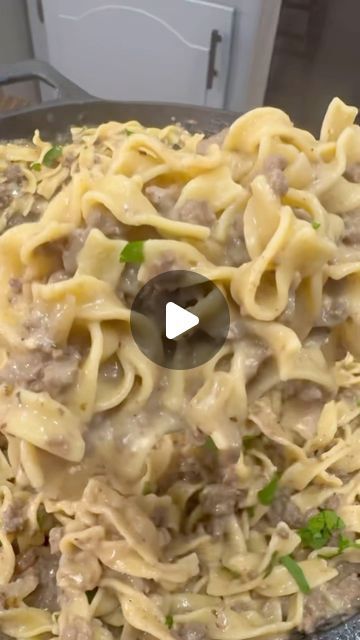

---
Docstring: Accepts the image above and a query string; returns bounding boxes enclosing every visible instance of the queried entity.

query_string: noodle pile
[0,98,359,639]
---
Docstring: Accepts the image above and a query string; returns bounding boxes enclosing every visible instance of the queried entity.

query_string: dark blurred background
[266,0,360,132]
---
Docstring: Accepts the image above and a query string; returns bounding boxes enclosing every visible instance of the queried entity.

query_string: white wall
[0,0,37,102]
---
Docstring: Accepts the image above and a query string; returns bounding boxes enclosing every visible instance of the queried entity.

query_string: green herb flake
[125,129,134,136]
[119,240,145,263]
[165,615,173,629]
[258,473,279,506]
[312,221,321,230]
[247,506,255,518]
[299,510,345,550]
[31,162,42,171]
[86,588,97,604]
[243,435,259,450]
[37,505,47,530]
[280,555,311,594]
[143,481,154,495]
[264,552,278,578]
[42,144,63,167]
[338,535,360,553]
[204,435,218,452]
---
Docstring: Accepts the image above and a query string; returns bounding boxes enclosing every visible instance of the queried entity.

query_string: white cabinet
[31,0,234,108]
[27,0,281,112]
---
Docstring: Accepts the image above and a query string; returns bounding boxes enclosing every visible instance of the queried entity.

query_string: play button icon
[165,302,199,340]
[130,270,230,369]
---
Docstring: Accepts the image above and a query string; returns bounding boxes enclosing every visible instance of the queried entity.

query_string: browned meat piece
[62,153,75,169]
[0,165,25,212]
[42,349,81,396]
[117,264,142,306]
[345,163,360,183]
[263,155,287,173]
[178,622,208,640]
[0,351,45,393]
[178,457,206,483]
[86,209,124,238]
[317,293,348,327]
[31,195,47,217]
[263,155,288,197]
[2,502,25,533]
[62,228,89,275]
[4,210,40,231]
[302,563,360,634]
[57,550,101,592]
[205,516,228,538]
[281,380,329,403]
[197,128,229,154]
[8,278,22,295]
[144,252,181,281]
[146,185,215,226]
[224,213,249,267]
[145,184,181,216]
[323,495,341,511]
[16,548,37,573]
[293,207,312,222]
[49,527,64,553]
[200,484,245,516]
[5,165,23,183]
[242,338,269,382]
[0,347,80,398]
[342,209,360,245]
[26,547,59,612]
[175,200,216,227]
[265,488,316,528]
[0,188,12,210]
[60,617,93,640]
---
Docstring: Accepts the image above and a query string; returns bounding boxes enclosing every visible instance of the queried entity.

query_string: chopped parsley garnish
[119,241,144,263]
[320,535,360,559]
[258,473,279,506]
[243,435,259,450]
[42,144,63,167]
[143,481,154,495]
[312,221,321,230]
[264,552,278,578]
[125,129,134,136]
[165,615,173,629]
[299,510,345,550]
[31,162,41,171]
[280,555,311,594]
[37,505,47,530]
[204,435,218,452]
[86,588,97,603]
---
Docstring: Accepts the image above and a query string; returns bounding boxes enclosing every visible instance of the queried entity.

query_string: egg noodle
[0,98,360,640]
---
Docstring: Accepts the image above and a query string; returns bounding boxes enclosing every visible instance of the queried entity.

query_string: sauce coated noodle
[0,98,359,639]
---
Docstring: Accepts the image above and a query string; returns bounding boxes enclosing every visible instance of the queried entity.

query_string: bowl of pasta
[0,59,359,640]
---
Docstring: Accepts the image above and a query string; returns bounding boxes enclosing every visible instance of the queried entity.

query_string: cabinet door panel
[42,0,234,107]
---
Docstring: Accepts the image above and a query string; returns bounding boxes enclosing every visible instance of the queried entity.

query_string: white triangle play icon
[165,302,199,340]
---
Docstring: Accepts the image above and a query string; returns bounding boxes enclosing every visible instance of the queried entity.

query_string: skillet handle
[0,58,91,101]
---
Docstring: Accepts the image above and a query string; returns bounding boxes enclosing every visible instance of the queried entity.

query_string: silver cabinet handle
[206,29,222,90]
[36,0,44,23]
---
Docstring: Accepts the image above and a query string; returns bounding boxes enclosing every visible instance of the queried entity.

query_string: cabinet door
[41,0,234,107]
